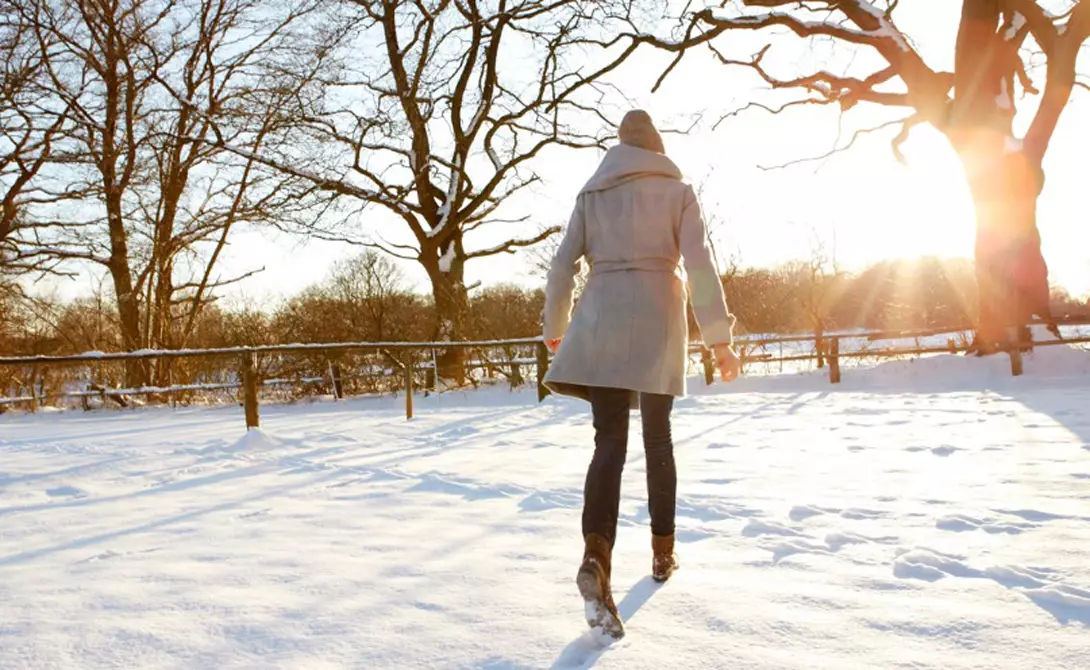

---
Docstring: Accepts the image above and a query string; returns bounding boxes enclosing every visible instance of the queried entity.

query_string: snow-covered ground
[2,347,1089,669]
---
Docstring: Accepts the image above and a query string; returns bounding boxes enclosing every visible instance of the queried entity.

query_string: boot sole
[577,567,624,639]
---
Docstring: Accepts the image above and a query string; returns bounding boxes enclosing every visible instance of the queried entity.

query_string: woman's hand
[545,338,562,353]
[713,343,741,382]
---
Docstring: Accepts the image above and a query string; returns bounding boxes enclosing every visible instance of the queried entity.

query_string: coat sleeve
[678,185,735,347]
[542,195,586,341]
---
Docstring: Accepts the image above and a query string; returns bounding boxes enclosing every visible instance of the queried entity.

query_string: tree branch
[465,226,561,259]
[758,115,916,171]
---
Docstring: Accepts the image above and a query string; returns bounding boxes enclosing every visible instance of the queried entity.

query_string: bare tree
[11,0,325,384]
[0,0,81,276]
[326,251,410,342]
[209,0,649,381]
[626,0,1089,353]
[782,228,842,366]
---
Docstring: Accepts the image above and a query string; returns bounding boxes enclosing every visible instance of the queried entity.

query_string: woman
[542,110,741,639]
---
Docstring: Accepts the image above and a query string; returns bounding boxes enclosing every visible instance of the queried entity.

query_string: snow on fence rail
[2,321,1089,429]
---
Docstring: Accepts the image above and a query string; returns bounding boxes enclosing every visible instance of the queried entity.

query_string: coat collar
[580,144,683,194]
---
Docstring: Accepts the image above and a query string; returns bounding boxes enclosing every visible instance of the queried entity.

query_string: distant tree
[784,230,845,365]
[837,257,978,331]
[325,252,413,342]
[275,251,428,344]
[1049,286,1090,319]
[469,284,546,341]
[722,267,794,335]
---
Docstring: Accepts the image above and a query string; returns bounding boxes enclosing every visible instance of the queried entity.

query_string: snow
[438,243,456,272]
[486,143,502,171]
[429,155,463,239]
[2,346,1090,668]
[853,0,912,52]
[1005,12,1028,40]
[467,105,486,134]
[996,78,1014,111]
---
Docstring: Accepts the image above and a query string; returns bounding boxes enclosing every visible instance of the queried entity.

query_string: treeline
[0,252,545,358]
[4,253,1087,362]
[727,256,1087,336]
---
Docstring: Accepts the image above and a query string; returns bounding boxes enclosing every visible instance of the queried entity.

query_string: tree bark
[424,245,470,385]
[946,2,1051,353]
[958,147,1049,352]
[105,194,145,387]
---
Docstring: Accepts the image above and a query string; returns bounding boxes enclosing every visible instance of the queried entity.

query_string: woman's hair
[618,110,665,154]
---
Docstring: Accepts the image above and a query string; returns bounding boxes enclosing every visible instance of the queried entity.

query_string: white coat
[542,144,735,402]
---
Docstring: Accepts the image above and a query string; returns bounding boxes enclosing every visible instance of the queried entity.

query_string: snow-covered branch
[464,226,561,260]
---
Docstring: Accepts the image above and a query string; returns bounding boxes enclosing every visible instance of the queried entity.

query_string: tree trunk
[959,148,1050,353]
[948,1,1053,355]
[150,256,174,390]
[424,248,470,384]
[105,197,145,387]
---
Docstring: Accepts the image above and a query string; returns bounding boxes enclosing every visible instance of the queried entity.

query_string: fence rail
[2,319,1088,429]
[0,337,544,367]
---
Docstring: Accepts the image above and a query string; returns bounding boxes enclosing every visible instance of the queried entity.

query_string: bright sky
[38,1,1090,305]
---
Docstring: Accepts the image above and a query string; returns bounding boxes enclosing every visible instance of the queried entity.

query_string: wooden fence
[1,321,1088,429]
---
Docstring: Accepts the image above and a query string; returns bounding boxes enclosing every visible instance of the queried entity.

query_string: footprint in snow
[743,519,806,538]
[46,485,85,498]
[825,531,898,550]
[519,490,581,513]
[936,513,1036,535]
[840,508,888,521]
[933,446,961,456]
[992,508,1075,523]
[789,505,840,522]
[758,530,897,564]
[761,538,832,563]
[891,548,1090,624]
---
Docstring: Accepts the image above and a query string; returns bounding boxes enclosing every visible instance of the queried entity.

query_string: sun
[847,126,978,265]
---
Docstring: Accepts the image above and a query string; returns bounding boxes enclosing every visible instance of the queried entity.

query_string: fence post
[536,341,551,402]
[29,368,40,413]
[829,337,841,384]
[1007,326,1024,377]
[405,360,414,420]
[328,361,344,399]
[702,347,714,385]
[169,366,176,409]
[242,351,260,430]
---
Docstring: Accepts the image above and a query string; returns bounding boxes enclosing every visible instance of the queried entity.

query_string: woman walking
[542,110,741,639]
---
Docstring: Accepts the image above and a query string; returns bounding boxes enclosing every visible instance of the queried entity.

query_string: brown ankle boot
[652,533,679,583]
[576,533,624,638]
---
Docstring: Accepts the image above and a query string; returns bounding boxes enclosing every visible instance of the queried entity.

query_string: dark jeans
[583,387,676,547]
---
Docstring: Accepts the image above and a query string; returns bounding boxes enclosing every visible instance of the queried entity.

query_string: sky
[32,0,1090,306]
